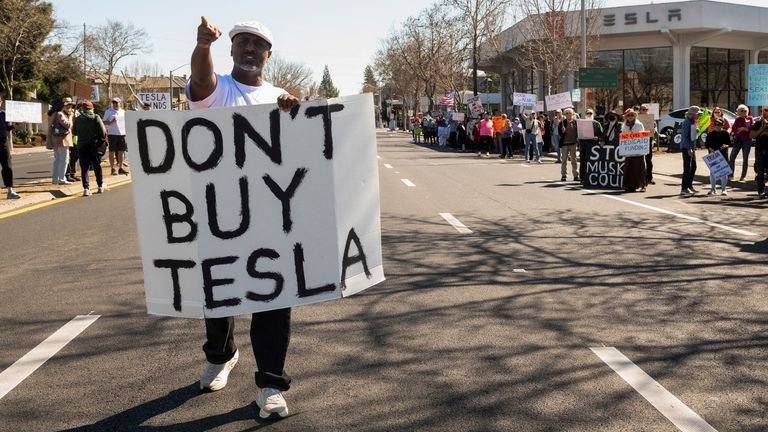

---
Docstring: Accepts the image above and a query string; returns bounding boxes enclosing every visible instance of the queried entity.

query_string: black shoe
[648,180,656,185]
[66,176,77,183]
[561,176,567,181]
[574,177,581,182]
[118,168,129,175]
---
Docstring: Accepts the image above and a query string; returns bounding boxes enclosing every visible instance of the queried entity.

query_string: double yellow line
[0,179,132,220]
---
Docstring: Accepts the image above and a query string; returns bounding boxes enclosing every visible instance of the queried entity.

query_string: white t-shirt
[103,108,126,135]
[186,74,287,109]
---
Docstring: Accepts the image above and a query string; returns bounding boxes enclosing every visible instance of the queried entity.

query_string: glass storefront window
[690,47,748,112]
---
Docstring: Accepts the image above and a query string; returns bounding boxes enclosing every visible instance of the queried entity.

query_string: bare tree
[448,0,513,96]
[89,20,151,100]
[512,0,603,96]
[124,59,162,79]
[264,54,315,98]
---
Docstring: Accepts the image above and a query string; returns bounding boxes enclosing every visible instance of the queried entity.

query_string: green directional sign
[579,67,619,88]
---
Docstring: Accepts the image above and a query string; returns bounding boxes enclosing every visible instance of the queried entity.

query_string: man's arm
[189,16,221,102]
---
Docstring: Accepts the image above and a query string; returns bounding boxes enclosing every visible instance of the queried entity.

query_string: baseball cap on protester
[112,97,121,103]
[82,100,94,109]
[229,21,273,46]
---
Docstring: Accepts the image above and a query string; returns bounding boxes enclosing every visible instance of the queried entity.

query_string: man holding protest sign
[187,16,300,419]
[0,94,20,199]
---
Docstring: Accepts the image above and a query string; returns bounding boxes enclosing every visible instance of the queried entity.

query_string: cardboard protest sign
[545,92,572,111]
[469,96,484,114]
[637,114,655,133]
[576,120,594,140]
[127,94,384,318]
[619,131,651,157]
[647,103,660,120]
[513,92,536,106]
[5,101,42,123]
[584,142,624,189]
[535,101,544,112]
[702,151,733,179]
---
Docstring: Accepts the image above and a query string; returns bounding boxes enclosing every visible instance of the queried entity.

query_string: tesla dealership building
[484,0,768,114]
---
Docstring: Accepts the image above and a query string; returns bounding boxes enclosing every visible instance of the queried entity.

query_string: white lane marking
[384,164,393,169]
[439,213,472,234]
[512,269,527,273]
[591,347,718,432]
[520,164,531,168]
[578,188,757,237]
[401,179,416,187]
[0,315,100,400]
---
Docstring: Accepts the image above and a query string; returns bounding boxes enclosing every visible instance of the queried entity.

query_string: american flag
[438,91,455,106]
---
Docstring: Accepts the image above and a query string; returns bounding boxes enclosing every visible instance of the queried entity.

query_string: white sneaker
[97,186,106,194]
[721,190,728,196]
[256,387,289,419]
[199,350,239,392]
[707,189,716,196]
[83,189,92,197]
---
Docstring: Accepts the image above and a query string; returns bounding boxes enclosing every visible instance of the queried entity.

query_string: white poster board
[513,92,537,107]
[4,101,42,123]
[545,92,573,111]
[618,131,651,156]
[138,92,171,110]
[127,94,385,318]
[535,101,544,112]
[576,119,594,140]
[469,96,484,114]
[647,103,660,120]
[451,112,465,122]
[702,150,733,179]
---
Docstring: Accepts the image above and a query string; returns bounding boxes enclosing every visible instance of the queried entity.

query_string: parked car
[658,107,736,150]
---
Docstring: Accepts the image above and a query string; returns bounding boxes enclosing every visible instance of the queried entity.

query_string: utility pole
[580,0,587,113]
[83,23,87,72]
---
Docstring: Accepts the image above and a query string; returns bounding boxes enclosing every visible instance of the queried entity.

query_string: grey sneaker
[83,189,92,197]
[256,387,289,419]
[199,350,239,392]
[6,191,20,200]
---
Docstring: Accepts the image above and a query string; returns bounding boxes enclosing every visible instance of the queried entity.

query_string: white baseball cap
[229,21,273,46]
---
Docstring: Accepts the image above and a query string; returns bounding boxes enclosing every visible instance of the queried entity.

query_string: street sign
[571,88,581,102]
[579,68,619,88]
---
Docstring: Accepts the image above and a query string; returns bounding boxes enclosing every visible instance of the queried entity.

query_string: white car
[658,108,736,149]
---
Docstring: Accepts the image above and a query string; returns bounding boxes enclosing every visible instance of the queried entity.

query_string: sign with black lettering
[584,143,624,189]
[126,94,384,318]
[138,92,171,110]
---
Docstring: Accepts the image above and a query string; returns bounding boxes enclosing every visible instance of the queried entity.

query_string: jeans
[552,134,561,161]
[755,147,768,195]
[52,146,70,183]
[561,144,578,178]
[681,149,697,191]
[524,133,540,160]
[0,137,13,188]
[729,138,752,179]
[79,149,103,189]
[204,308,292,390]
[708,149,728,192]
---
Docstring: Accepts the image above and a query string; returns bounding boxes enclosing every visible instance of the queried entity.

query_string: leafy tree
[318,65,339,98]
[89,20,151,100]
[362,65,378,94]
[0,0,56,100]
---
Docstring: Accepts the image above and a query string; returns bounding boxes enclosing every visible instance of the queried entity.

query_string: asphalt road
[11,150,55,184]
[0,131,766,431]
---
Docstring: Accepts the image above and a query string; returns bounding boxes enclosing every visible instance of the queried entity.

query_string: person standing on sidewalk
[749,105,768,199]
[72,100,107,196]
[680,105,700,196]
[639,104,656,185]
[558,108,579,182]
[103,97,128,176]
[0,94,20,199]
[46,98,74,185]
[729,104,753,182]
[187,16,299,420]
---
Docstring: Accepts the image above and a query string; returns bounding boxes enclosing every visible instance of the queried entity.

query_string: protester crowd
[408,102,768,198]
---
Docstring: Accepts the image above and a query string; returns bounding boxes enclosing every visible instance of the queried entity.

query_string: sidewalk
[1,145,132,216]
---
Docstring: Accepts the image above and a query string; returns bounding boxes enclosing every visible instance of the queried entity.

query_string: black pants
[578,141,588,181]
[755,147,768,195]
[681,149,697,191]
[79,149,103,189]
[480,135,493,153]
[0,137,12,188]
[66,146,79,179]
[500,136,512,156]
[204,308,292,390]
[645,139,654,182]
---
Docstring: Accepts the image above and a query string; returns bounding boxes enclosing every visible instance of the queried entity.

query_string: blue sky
[48,0,767,96]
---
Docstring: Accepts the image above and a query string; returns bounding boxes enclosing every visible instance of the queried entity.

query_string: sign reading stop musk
[126,94,385,318]
[584,143,625,189]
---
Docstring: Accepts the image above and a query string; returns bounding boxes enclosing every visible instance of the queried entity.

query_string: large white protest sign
[4,101,42,123]
[535,101,544,112]
[127,93,384,318]
[576,120,594,140]
[138,92,171,110]
[702,150,733,179]
[469,96,483,114]
[513,92,537,107]
[618,131,651,156]
[545,92,572,111]
[451,112,465,122]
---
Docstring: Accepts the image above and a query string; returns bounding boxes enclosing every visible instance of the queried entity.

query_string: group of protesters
[408,102,768,197]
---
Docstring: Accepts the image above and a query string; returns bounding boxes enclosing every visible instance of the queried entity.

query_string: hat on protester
[687,105,701,116]
[50,98,65,111]
[112,97,121,103]
[623,108,635,116]
[714,118,724,126]
[82,100,94,109]
[229,21,273,46]
[62,97,74,106]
